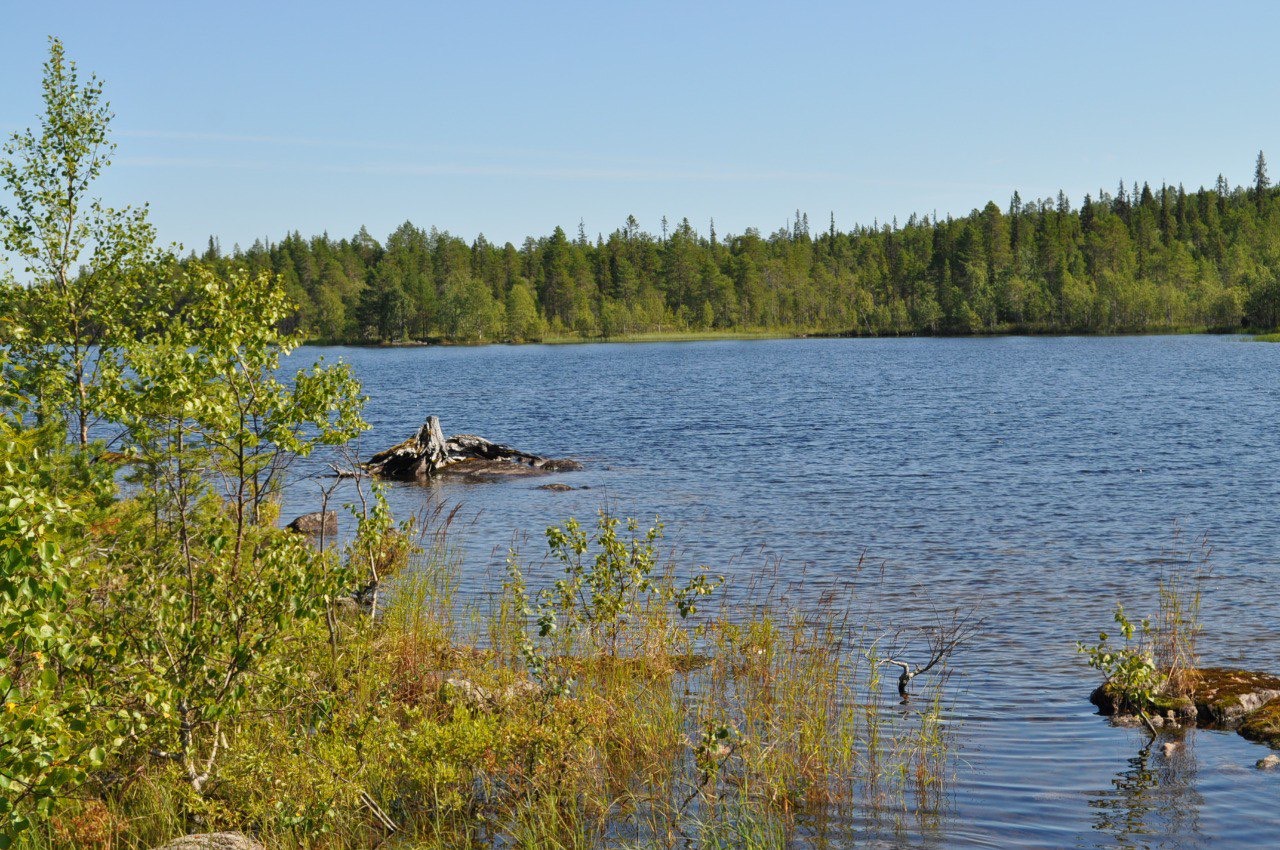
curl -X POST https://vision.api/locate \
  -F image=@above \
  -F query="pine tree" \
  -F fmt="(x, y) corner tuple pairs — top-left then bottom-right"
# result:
(1255, 150), (1270, 211)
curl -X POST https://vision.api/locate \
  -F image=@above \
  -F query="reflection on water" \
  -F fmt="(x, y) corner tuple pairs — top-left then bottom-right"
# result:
(1089, 730), (1204, 849)
(279, 335), (1280, 847)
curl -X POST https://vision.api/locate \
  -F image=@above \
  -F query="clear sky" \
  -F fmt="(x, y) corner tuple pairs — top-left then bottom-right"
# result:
(3, 1), (1278, 252)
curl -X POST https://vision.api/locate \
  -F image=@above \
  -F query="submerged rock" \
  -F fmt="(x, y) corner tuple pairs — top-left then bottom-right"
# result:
(1089, 682), (1194, 722)
(1257, 754), (1280, 770)
(536, 483), (575, 492)
(364, 415), (582, 482)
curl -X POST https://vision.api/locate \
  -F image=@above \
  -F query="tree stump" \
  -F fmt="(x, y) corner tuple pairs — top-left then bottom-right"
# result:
(363, 415), (582, 481)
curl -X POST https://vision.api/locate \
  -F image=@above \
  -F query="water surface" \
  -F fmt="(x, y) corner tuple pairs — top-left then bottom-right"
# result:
(283, 335), (1280, 848)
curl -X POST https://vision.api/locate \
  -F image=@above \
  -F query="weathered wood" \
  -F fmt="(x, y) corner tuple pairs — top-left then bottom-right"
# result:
(363, 415), (582, 481)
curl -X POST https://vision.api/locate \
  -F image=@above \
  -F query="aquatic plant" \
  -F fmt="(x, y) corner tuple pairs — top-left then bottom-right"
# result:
(1079, 530), (1211, 734)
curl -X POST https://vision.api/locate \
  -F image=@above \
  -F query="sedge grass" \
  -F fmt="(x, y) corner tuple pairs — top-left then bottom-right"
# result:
(20, 513), (957, 850)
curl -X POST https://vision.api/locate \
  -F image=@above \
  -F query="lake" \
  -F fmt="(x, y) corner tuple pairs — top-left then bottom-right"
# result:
(282, 335), (1280, 848)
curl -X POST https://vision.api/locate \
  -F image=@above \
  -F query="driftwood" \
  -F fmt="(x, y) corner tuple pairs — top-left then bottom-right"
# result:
(363, 415), (582, 482)
(876, 609), (981, 700)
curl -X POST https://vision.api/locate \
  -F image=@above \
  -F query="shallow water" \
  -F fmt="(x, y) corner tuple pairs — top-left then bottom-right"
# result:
(282, 335), (1280, 848)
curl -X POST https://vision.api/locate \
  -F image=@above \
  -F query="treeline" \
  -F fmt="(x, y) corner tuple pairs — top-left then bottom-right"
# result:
(200, 157), (1280, 342)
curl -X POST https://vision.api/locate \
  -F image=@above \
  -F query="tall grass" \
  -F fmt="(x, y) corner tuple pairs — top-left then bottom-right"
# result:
(21, 510), (957, 849)
(1154, 531), (1210, 698)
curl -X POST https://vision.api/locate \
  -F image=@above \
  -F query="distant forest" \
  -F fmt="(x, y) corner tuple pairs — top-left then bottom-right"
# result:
(196, 154), (1280, 342)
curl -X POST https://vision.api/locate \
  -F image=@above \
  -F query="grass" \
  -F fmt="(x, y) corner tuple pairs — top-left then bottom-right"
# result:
(541, 329), (804, 345)
(22, 513), (956, 850)
(1251, 331), (1280, 342)
(1154, 532), (1210, 698)
(1081, 529), (1211, 725)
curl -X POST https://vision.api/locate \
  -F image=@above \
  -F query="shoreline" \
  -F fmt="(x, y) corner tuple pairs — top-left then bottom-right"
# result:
(298, 327), (1276, 348)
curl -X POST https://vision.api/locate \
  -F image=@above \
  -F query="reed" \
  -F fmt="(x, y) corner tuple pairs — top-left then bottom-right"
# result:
(19, 510), (959, 849)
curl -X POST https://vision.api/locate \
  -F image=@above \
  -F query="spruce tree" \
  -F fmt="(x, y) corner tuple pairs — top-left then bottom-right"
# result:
(1255, 150), (1270, 211)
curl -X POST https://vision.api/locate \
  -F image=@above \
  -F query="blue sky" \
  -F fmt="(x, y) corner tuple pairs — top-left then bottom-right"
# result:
(3, 1), (1278, 252)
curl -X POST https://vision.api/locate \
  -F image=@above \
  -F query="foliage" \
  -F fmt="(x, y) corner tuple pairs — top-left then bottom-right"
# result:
(0, 37), (162, 444)
(95, 263), (368, 792)
(0, 40), (376, 838)
(533, 512), (721, 655)
(436, 271), (503, 342)
(1078, 605), (1166, 714)
(0, 426), (118, 846)
(104, 264), (367, 534)
(343, 480), (418, 618)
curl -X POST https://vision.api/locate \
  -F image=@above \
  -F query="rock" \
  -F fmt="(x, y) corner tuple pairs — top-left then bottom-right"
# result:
(440, 677), (540, 713)
(1257, 754), (1280, 770)
(1161, 741), (1180, 757)
(537, 483), (574, 492)
(285, 510), (337, 537)
(1239, 696), (1280, 748)
(364, 415), (581, 482)
(151, 834), (264, 850)
(329, 581), (383, 618)
(1090, 682), (1195, 722)
(333, 596), (361, 616)
(1190, 668), (1280, 726)
(1091, 667), (1280, 729)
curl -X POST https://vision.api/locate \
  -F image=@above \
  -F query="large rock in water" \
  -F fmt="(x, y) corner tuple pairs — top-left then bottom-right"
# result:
(151, 834), (264, 850)
(285, 510), (338, 536)
(1192, 667), (1280, 725)
(364, 415), (582, 482)
(1091, 667), (1280, 726)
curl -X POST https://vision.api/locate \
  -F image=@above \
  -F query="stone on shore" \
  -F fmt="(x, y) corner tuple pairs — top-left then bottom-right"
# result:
(151, 834), (264, 850)
(440, 677), (539, 712)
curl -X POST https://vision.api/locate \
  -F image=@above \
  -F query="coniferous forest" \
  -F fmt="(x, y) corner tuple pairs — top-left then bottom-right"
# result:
(199, 161), (1280, 343)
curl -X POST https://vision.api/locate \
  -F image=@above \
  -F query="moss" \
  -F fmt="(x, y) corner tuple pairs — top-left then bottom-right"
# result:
(1090, 681), (1195, 720)
(1240, 698), (1280, 748)
(1091, 667), (1280, 727)
(1148, 692), (1196, 716)
(1188, 667), (1280, 725)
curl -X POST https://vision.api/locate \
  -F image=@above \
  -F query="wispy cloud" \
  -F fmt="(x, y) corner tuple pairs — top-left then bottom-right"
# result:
(116, 155), (838, 183)
(117, 129), (422, 153)
(323, 162), (839, 182)
(117, 128), (697, 168)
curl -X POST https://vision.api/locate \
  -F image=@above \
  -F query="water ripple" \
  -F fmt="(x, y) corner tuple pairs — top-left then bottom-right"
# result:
(283, 335), (1280, 847)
